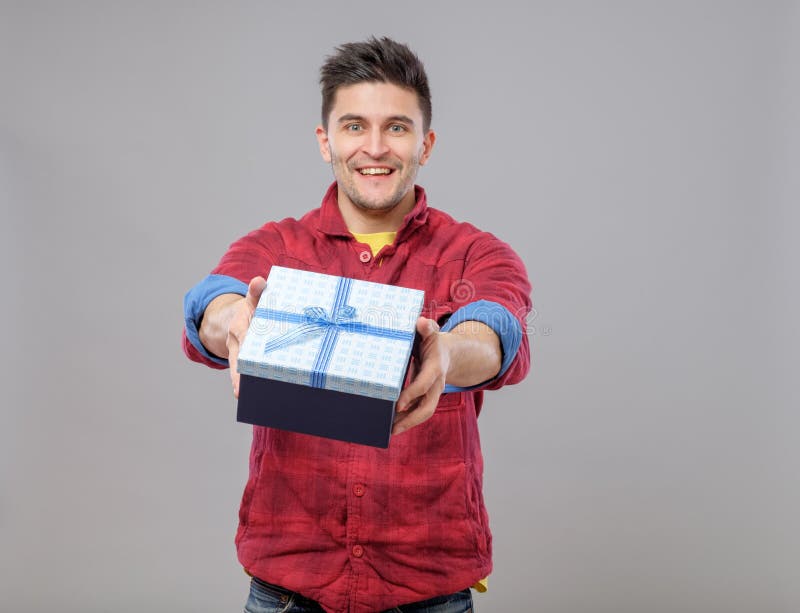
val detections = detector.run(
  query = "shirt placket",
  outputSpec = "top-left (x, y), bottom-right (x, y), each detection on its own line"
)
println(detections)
top-left (345, 443), bottom-right (370, 603)
top-left (351, 240), bottom-right (375, 276)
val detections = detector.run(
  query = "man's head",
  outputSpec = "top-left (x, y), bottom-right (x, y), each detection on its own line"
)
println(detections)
top-left (316, 38), bottom-right (436, 231)
top-left (319, 36), bottom-right (432, 133)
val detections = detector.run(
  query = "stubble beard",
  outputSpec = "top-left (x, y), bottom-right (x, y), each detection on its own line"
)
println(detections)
top-left (331, 152), bottom-right (420, 212)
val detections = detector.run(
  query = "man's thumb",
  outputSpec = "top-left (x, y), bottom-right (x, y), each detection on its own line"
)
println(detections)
top-left (246, 276), bottom-right (267, 305)
top-left (417, 316), bottom-right (439, 337)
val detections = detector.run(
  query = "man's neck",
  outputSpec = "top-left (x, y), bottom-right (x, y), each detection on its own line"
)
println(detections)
top-left (336, 189), bottom-right (416, 234)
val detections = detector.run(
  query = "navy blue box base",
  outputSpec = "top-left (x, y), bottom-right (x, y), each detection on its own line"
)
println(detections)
top-left (237, 374), bottom-right (396, 448)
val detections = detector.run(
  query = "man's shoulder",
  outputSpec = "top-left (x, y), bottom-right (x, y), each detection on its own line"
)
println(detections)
top-left (424, 206), bottom-right (508, 249)
top-left (419, 205), bottom-right (526, 275)
top-left (242, 207), bottom-right (321, 243)
top-left (426, 205), bottom-right (480, 234)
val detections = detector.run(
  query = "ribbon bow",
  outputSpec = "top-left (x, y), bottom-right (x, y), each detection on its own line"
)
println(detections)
top-left (263, 304), bottom-right (357, 354)
top-left (252, 275), bottom-right (414, 389)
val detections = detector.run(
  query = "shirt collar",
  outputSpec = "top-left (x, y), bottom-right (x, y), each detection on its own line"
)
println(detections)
top-left (317, 181), bottom-right (430, 242)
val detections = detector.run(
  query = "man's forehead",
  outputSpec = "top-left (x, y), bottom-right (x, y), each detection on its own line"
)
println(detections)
top-left (329, 82), bottom-right (423, 122)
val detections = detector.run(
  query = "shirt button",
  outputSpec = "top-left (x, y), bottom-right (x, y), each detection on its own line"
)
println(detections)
top-left (352, 544), bottom-right (364, 558)
top-left (353, 484), bottom-right (365, 497)
top-left (359, 250), bottom-right (371, 263)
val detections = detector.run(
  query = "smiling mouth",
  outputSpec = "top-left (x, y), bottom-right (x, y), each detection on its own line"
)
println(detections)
top-left (358, 167), bottom-right (394, 176)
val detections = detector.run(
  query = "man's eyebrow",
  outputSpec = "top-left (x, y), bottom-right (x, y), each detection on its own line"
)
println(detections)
top-left (336, 114), bottom-right (365, 124)
top-left (336, 114), bottom-right (416, 126)
top-left (387, 115), bottom-right (416, 126)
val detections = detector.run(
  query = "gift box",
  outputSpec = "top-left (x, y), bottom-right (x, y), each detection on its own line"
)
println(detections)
top-left (236, 266), bottom-right (424, 448)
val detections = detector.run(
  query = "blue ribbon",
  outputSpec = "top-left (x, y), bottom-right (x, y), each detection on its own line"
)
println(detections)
top-left (253, 277), bottom-right (414, 389)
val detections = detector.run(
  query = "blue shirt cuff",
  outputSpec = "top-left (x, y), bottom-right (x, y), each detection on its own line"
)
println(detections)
top-left (183, 274), bottom-right (249, 366)
top-left (440, 300), bottom-right (523, 393)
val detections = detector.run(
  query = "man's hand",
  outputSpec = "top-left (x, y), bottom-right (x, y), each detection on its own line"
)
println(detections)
top-left (393, 317), bottom-right (450, 436)
top-left (393, 316), bottom-right (502, 436)
top-left (227, 276), bottom-right (267, 398)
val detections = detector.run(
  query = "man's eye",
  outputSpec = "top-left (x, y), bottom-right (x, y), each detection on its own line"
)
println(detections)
top-left (389, 124), bottom-right (406, 133)
top-left (346, 124), bottom-right (362, 132)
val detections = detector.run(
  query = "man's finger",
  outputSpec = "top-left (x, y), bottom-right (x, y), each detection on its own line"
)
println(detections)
top-left (245, 276), bottom-right (267, 308)
top-left (228, 278), bottom-right (265, 399)
top-left (393, 397), bottom-right (419, 424)
top-left (396, 352), bottom-right (441, 410)
top-left (396, 367), bottom-right (437, 412)
top-left (229, 335), bottom-right (241, 398)
top-left (397, 320), bottom-right (444, 412)
top-left (392, 385), bottom-right (442, 435)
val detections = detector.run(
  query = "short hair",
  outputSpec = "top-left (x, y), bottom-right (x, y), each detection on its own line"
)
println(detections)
top-left (319, 36), bottom-right (432, 132)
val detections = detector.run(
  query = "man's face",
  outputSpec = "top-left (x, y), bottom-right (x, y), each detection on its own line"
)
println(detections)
top-left (316, 82), bottom-right (435, 216)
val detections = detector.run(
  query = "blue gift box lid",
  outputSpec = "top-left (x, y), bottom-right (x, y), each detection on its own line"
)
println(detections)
top-left (237, 266), bottom-right (424, 401)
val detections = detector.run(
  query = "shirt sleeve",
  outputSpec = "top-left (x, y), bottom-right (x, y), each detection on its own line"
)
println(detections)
top-left (441, 233), bottom-right (532, 392)
top-left (181, 223), bottom-right (281, 369)
top-left (183, 274), bottom-right (249, 367)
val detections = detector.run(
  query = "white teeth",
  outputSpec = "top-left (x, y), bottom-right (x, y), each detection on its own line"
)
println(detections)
top-left (359, 168), bottom-right (392, 175)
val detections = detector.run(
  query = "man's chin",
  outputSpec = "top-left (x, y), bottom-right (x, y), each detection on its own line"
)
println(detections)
top-left (351, 199), bottom-right (400, 213)
top-left (346, 187), bottom-right (403, 212)
top-left (337, 176), bottom-right (414, 213)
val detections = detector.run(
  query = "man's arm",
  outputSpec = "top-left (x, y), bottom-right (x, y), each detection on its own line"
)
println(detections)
top-left (199, 294), bottom-right (245, 359)
top-left (182, 220), bottom-right (281, 368)
top-left (392, 232), bottom-right (532, 435)
top-left (197, 277), bottom-right (266, 397)
top-left (392, 317), bottom-right (502, 435)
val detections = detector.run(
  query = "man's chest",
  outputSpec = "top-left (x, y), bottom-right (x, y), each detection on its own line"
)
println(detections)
top-left (271, 235), bottom-right (470, 319)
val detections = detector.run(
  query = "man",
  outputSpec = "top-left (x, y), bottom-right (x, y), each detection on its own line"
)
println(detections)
top-left (183, 36), bottom-right (532, 613)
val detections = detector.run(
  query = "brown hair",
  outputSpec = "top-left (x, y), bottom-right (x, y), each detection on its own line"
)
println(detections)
top-left (319, 36), bottom-right (432, 132)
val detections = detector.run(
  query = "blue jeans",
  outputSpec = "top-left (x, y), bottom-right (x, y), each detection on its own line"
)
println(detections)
top-left (244, 576), bottom-right (474, 613)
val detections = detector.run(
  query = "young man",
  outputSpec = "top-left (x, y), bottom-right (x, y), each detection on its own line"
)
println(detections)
top-left (183, 37), bottom-right (532, 613)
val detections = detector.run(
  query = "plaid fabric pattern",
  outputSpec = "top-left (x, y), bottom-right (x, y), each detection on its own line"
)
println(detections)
top-left (182, 183), bottom-right (532, 613)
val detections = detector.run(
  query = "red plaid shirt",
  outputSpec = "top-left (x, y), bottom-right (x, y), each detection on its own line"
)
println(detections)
top-left (183, 183), bottom-right (531, 612)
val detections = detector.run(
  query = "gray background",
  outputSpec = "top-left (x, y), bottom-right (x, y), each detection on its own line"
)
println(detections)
top-left (1, 1), bottom-right (798, 612)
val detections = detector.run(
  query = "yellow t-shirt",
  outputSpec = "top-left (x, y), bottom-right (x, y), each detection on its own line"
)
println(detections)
top-left (351, 231), bottom-right (397, 260)
top-left (351, 231), bottom-right (489, 594)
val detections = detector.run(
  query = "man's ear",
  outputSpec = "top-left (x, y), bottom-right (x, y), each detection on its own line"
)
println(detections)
top-left (315, 125), bottom-right (332, 163)
top-left (418, 130), bottom-right (436, 166)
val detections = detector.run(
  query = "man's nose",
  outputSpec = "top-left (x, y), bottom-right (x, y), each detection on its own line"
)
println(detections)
top-left (362, 130), bottom-right (390, 158)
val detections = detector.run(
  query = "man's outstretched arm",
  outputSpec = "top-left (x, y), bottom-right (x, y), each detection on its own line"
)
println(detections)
top-left (392, 317), bottom-right (502, 435)
top-left (198, 276), bottom-right (266, 397)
